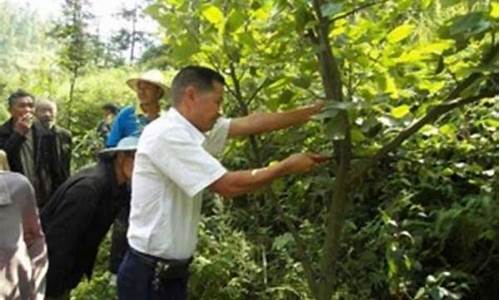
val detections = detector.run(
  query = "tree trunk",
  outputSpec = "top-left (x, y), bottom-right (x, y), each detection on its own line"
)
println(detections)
top-left (67, 68), bottom-right (78, 131)
top-left (311, 0), bottom-right (352, 299)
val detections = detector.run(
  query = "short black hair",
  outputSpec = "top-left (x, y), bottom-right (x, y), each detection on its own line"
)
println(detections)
top-left (102, 103), bottom-right (120, 115)
top-left (171, 66), bottom-right (225, 104)
top-left (7, 89), bottom-right (34, 108)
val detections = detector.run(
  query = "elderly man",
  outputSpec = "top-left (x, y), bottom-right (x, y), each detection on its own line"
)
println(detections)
top-left (117, 66), bottom-right (328, 300)
top-left (106, 69), bottom-right (169, 277)
top-left (34, 98), bottom-right (72, 189)
top-left (0, 90), bottom-right (65, 208)
top-left (41, 136), bottom-right (138, 300)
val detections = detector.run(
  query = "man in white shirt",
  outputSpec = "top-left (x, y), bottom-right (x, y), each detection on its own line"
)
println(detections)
top-left (117, 66), bottom-right (328, 300)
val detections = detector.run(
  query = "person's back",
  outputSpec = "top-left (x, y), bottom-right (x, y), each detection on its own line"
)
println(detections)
top-left (41, 162), bottom-right (126, 298)
top-left (41, 137), bottom-right (137, 299)
top-left (0, 171), bottom-right (47, 300)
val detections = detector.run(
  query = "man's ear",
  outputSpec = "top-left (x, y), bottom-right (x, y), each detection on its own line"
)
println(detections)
top-left (184, 86), bottom-right (198, 110)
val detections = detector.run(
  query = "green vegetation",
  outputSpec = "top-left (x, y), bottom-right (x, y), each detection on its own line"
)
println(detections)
top-left (0, 0), bottom-right (497, 299)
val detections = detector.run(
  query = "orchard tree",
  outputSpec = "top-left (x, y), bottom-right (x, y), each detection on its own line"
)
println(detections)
top-left (147, 0), bottom-right (498, 299)
top-left (49, 0), bottom-right (94, 129)
top-left (111, 0), bottom-right (154, 63)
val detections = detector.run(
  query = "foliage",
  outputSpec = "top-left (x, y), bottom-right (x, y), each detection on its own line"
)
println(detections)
top-left (0, 0), bottom-right (497, 299)
top-left (144, 0), bottom-right (498, 299)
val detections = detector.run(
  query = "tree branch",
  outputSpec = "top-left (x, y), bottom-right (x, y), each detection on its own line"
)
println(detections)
top-left (245, 78), bottom-right (269, 107)
top-left (227, 62), bottom-right (318, 294)
top-left (350, 91), bottom-right (497, 184)
top-left (267, 189), bottom-right (319, 296)
top-left (331, 0), bottom-right (388, 22)
top-left (349, 42), bottom-right (499, 184)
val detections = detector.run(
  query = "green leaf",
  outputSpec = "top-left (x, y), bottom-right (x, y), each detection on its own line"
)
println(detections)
top-left (420, 0), bottom-right (432, 9)
top-left (272, 233), bottom-right (294, 250)
top-left (397, 41), bottom-right (454, 63)
top-left (391, 105), bottom-right (410, 118)
top-left (415, 287), bottom-right (426, 299)
top-left (165, 0), bottom-right (184, 7)
top-left (321, 3), bottom-right (343, 18)
top-left (291, 76), bottom-right (311, 89)
top-left (491, 2), bottom-right (499, 19)
top-left (441, 12), bottom-right (492, 44)
top-left (439, 124), bottom-right (456, 136)
top-left (253, 3), bottom-right (272, 21)
top-left (202, 5), bottom-right (224, 26)
top-left (387, 23), bottom-right (414, 43)
top-left (171, 36), bottom-right (199, 61)
top-left (237, 31), bottom-right (256, 48)
top-left (325, 114), bottom-right (347, 140)
top-left (226, 9), bottom-right (245, 33)
top-left (351, 128), bottom-right (366, 143)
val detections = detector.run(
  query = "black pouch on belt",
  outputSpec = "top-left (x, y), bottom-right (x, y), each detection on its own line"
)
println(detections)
top-left (156, 258), bottom-right (192, 281)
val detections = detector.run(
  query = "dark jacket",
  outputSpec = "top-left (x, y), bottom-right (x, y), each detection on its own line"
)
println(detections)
top-left (50, 125), bottom-right (72, 183)
top-left (40, 160), bottom-right (130, 297)
top-left (0, 119), bottom-right (71, 207)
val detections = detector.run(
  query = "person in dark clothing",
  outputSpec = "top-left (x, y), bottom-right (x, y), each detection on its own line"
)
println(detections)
top-left (97, 102), bottom-right (119, 144)
top-left (0, 90), bottom-right (67, 208)
top-left (34, 98), bottom-right (72, 189)
top-left (40, 136), bottom-right (138, 300)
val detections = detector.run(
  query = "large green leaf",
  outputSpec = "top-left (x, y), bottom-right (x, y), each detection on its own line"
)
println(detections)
top-left (320, 3), bottom-right (343, 18)
top-left (387, 23), bottom-right (414, 43)
top-left (202, 5), bottom-right (224, 26)
top-left (391, 105), bottom-right (410, 118)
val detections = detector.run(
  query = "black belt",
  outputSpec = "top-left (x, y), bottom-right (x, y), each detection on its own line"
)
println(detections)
top-left (129, 247), bottom-right (192, 268)
top-left (129, 247), bottom-right (192, 285)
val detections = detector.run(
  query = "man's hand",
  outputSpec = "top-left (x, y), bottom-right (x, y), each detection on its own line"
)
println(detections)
top-left (282, 152), bottom-right (330, 174)
top-left (304, 100), bottom-right (325, 120)
top-left (13, 113), bottom-right (33, 135)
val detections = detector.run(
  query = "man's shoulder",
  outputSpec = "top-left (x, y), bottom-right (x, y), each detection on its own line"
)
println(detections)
top-left (59, 163), bottom-right (110, 196)
top-left (118, 105), bottom-right (135, 116)
top-left (143, 116), bottom-right (192, 141)
top-left (0, 119), bottom-right (13, 135)
top-left (54, 126), bottom-right (72, 138)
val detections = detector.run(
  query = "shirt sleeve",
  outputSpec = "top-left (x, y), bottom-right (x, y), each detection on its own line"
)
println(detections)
top-left (147, 134), bottom-right (227, 198)
top-left (19, 179), bottom-right (48, 300)
top-left (203, 117), bottom-right (230, 157)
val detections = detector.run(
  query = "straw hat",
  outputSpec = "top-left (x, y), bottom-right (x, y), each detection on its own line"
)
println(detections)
top-left (126, 69), bottom-right (169, 98)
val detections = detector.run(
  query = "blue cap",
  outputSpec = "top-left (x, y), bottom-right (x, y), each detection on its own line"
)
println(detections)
top-left (100, 136), bottom-right (139, 154)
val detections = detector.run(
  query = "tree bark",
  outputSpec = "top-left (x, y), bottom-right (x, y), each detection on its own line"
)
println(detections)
top-left (311, 0), bottom-right (352, 299)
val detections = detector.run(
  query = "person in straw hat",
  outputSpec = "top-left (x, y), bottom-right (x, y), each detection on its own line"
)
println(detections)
top-left (40, 137), bottom-right (138, 300)
top-left (106, 69), bottom-right (168, 147)
top-left (105, 69), bottom-right (169, 279)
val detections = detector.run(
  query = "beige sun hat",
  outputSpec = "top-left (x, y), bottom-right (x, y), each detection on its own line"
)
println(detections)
top-left (126, 69), bottom-right (169, 98)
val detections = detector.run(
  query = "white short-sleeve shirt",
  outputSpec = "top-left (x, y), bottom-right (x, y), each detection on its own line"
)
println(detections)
top-left (127, 108), bottom-right (230, 260)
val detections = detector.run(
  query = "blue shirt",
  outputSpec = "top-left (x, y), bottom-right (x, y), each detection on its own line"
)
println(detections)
top-left (106, 105), bottom-right (149, 147)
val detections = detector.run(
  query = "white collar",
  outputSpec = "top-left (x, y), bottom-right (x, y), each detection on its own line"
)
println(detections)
top-left (166, 108), bottom-right (206, 144)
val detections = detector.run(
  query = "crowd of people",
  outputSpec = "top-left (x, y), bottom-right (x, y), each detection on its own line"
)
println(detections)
top-left (0, 66), bottom-right (329, 300)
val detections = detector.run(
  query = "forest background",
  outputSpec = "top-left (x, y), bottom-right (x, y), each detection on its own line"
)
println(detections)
top-left (0, 0), bottom-right (498, 299)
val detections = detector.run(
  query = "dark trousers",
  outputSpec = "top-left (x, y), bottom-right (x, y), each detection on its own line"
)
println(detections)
top-left (117, 250), bottom-right (188, 300)
top-left (109, 207), bottom-right (130, 274)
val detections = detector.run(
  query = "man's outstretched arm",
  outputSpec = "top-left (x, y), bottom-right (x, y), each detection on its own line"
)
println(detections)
top-left (209, 153), bottom-right (329, 198)
top-left (228, 101), bottom-right (324, 138)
